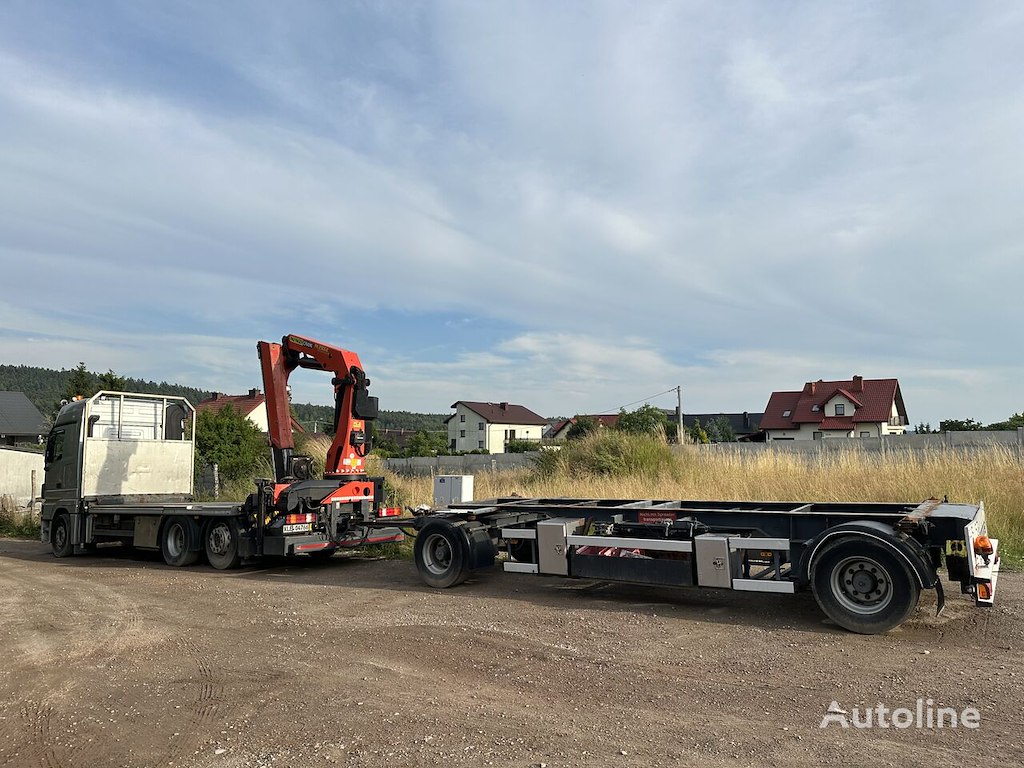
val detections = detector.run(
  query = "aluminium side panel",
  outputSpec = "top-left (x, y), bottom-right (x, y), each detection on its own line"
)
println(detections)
top-left (695, 534), bottom-right (737, 589)
top-left (82, 393), bottom-right (195, 498)
top-left (536, 518), bottom-right (586, 576)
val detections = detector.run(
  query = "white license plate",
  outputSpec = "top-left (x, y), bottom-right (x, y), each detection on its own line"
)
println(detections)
top-left (283, 523), bottom-right (313, 534)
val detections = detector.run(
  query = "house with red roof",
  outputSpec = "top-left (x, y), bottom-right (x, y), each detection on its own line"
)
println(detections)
top-left (446, 401), bottom-right (548, 454)
top-left (759, 376), bottom-right (908, 441)
top-left (196, 389), bottom-right (305, 434)
top-left (548, 414), bottom-right (621, 441)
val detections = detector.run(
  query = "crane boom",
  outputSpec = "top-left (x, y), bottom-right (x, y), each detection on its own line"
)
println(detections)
top-left (257, 333), bottom-right (378, 483)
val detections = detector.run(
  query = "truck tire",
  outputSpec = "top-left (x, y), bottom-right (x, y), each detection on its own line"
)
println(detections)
top-left (161, 516), bottom-right (200, 567)
top-left (204, 519), bottom-right (242, 570)
top-left (414, 521), bottom-right (471, 588)
top-left (51, 513), bottom-right (74, 558)
top-left (810, 537), bottom-right (920, 634)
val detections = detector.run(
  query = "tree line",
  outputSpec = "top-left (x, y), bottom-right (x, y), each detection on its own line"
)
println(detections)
top-left (291, 402), bottom-right (445, 434)
top-left (0, 363), bottom-right (210, 417)
top-left (0, 363), bottom-right (446, 432)
top-left (915, 414), bottom-right (1024, 433)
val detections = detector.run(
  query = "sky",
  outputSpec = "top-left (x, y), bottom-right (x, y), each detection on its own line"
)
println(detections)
top-left (1, 1), bottom-right (1022, 425)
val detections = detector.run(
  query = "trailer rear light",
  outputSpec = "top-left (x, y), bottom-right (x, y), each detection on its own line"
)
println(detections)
top-left (977, 582), bottom-right (993, 600)
top-left (974, 535), bottom-right (994, 556)
top-left (377, 507), bottom-right (402, 518)
top-left (296, 542), bottom-right (331, 552)
top-left (286, 513), bottom-right (315, 525)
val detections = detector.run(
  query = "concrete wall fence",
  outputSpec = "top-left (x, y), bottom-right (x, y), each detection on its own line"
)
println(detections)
top-left (711, 429), bottom-right (1024, 457)
top-left (382, 429), bottom-right (1024, 477)
top-left (0, 447), bottom-right (45, 506)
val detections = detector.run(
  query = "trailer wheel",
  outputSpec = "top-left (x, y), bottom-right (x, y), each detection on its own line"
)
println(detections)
top-left (811, 538), bottom-right (920, 634)
top-left (51, 513), bottom-right (73, 558)
top-left (161, 516), bottom-right (200, 567)
top-left (204, 519), bottom-right (241, 570)
top-left (415, 522), bottom-right (470, 588)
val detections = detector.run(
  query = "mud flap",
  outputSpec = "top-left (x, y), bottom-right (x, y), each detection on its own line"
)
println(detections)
top-left (934, 578), bottom-right (945, 616)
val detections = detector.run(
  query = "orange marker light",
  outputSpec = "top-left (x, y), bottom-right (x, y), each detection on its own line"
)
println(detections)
top-left (977, 582), bottom-right (992, 600)
top-left (974, 535), bottom-right (994, 556)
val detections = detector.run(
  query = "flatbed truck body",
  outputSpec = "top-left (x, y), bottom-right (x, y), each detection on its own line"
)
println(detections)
top-left (398, 495), bottom-right (999, 634)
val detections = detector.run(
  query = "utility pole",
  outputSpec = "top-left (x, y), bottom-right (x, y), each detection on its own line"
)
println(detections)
top-left (676, 385), bottom-right (683, 444)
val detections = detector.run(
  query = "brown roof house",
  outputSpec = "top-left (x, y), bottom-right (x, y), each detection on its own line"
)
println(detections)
top-left (446, 401), bottom-right (548, 454)
top-left (196, 389), bottom-right (305, 434)
top-left (759, 376), bottom-right (907, 441)
top-left (549, 414), bottom-right (621, 441)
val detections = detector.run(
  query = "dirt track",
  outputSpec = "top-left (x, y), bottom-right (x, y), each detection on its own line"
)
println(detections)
top-left (0, 538), bottom-right (1021, 768)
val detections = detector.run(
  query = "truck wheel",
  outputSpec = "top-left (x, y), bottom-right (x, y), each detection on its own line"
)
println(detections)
top-left (204, 519), bottom-right (241, 570)
top-left (161, 516), bottom-right (200, 567)
top-left (51, 513), bottom-right (74, 558)
top-left (810, 538), bottom-right (920, 634)
top-left (414, 522), bottom-right (470, 588)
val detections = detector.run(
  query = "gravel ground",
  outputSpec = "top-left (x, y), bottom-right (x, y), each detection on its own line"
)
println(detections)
top-left (0, 538), bottom-right (1021, 768)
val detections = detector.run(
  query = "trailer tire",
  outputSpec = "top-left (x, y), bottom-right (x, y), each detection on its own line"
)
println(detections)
top-left (161, 516), bottom-right (200, 567)
top-left (204, 519), bottom-right (242, 570)
top-left (51, 513), bottom-right (74, 558)
top-left (415, 522), bottom-right (470, 588)
top-left (810, 537), bottom-right (920, 634)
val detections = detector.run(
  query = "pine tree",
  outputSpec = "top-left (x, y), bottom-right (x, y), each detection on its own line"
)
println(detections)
top-left (64, 362), bottom-right (97, 401)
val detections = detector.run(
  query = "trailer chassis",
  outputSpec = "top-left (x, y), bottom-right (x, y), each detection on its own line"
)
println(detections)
top-left (371, 496), bottom-right (999, 634)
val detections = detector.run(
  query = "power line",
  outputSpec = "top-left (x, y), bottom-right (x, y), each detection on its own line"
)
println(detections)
top-left (596, 387), bottom-right (678, 415)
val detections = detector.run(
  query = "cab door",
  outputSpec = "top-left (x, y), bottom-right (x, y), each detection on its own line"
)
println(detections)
top-left (43, 420), bottom-right (80, 511)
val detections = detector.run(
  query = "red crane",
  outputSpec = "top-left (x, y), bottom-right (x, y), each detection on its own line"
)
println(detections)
top-left (257, 333), bottom-right (378, 483)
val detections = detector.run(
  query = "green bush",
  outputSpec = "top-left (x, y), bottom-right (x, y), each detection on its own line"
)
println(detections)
top-left (566, 416), bottom-right (599, 440)
top-left (505, 438), bottom-right (539, 453)
top-left (616, 404), bottom-right (670, 436)
top-left (195, 405), bottom-right (271, 483)
top-left (532, 430), bottom-right (677, 479)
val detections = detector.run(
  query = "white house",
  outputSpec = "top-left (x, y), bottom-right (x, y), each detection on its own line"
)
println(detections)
top-left (446, 401), bottom-right (548, 454)
top-left (196, 389), bottom-right (305, 434)
top-left (759, 376), bottom-right (908, 441)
